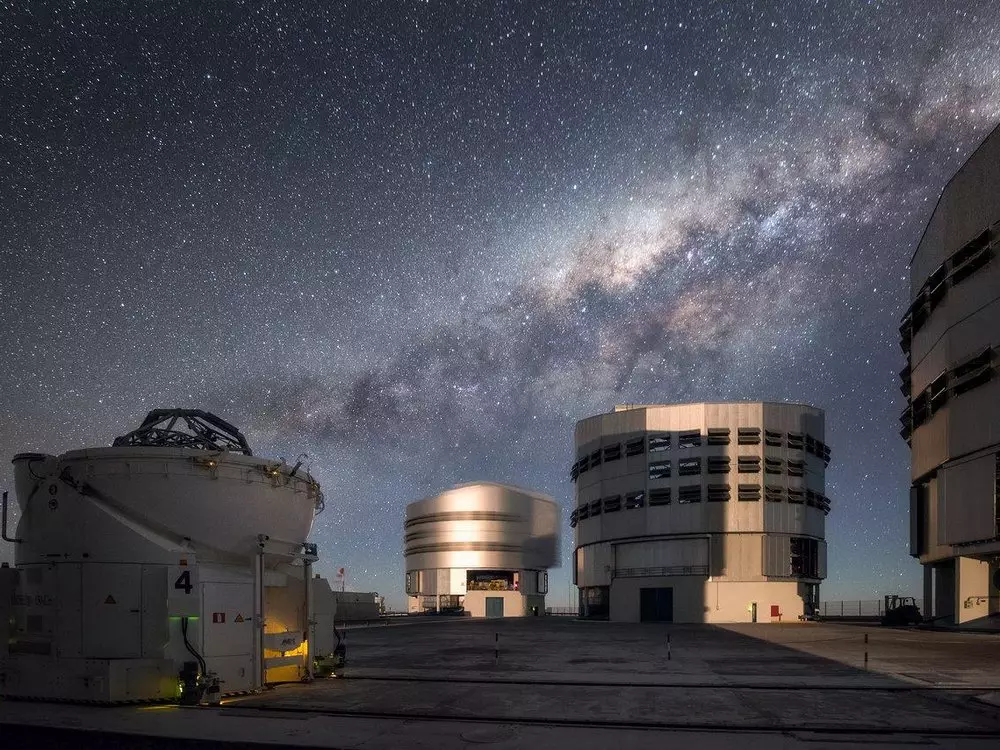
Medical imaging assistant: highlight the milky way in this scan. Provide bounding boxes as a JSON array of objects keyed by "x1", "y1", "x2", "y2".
[{"x1": 2, "y1": 1, "x2": 999, "y2": 605}]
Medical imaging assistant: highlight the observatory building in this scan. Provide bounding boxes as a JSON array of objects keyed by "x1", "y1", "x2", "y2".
[
  {"x1": 403, "y1": 482, "x2": 559, "y2": 618},
  {"x1": 572, "y1": 402, "x2": 831, "y2": 623},
  {"x1": 901, "y1": 123, "x2": 1000, "y2": 625},
  {"x1": 0, "y1": 409, "x2": 342, "y2": 703}
]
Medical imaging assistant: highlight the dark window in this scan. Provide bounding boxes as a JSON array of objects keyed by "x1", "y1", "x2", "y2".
[
  {"x1": 603, "y1": 443, "x2": 622, "y2": 462},
  {"x1": 707, "y1": 483, "x2": 730, "y2": 502},
  {"x1": 738, "y1": 456, "x2": 761, "y2": 473},
  {"x1": 649, "y1": 460, "x2": 672, "y2": 480},
  {"x1": 764, "y1": 430, "x2": 783, "y2": 447},
  {"x1": 602, "y1": 495, "x2": 622, "y2": 513},
  {"x1": 707, "y1": 428, "x2": 730, "y2": 445},
  {"x1": 790, "y1": 537, "x2": 819, "y2": 578},
  {"x1": 821, "y1": 443, "x2": 831, "y2": 464},
  {"x1": 952, "y1": 347, "x2": 994, "y2": 396},
  {"x1": 577, "y1": 503, "x2": 590, "y2": 520},
  {"x1": 764, "y1": 458, "x2": 783, "y2": 475},
  {"x1": 649, "y1": 433, "x2": 672, "y2": 452},
  {"x1": 805, "y1": 490, "x2": 821, "y2": 508},
  {"x1": 589, "y1": 499, "x2": 602, "y2": 516},
  {"x1": 765, "y1": 485, "x2": 784, "y2": 502},
  {"x1": 569, "y1": 509, "x2": 579, "y2": 527},
  {"x1": 571, "y1": 461, "x2": 580, "y2": 482},
  {"x1": 590, "y1": 449, "x2": 602, "y2": 468},
  {"x1": 787, "y1": 488, "x2": 805, "y2": 504},
  {"x1": 738, "y1": 427, "x2": 761, "y2": 445},
  {"x1": 578, "y1": 455, "x2": 590, "y2": 473},
  {"x1": 805, "y1": 435, "x2": 817, "y2": 454},
  {"x1": 707, "y1": 456, "x2": 731, "y2": 474},
  {"x1": 738, "y1": 484, "x2": 761, "y2": 501},
  {"x1": 625, "y1": 491, "x2": 645, "y2": 509},
  {"x1": 679, "y1": 430, "x2": 702, "y2": 448},
  {"x1": 787, "y1": 460, "x2": 805, "y2": 477},
  {"x1": 649, "y1": 488, "x2": 671, "y2": 506},
  {"x1": 625, "y1": 437, "x2": 646, "y2": 457},
  {"x1": 678, "y1": 485, "x2": 701, "y2": 504},
  {"x1": 678, "y1": 457, "x2": 701, "y2": 476},
  {"x1": 787, "y1": 432, "x2": 804, "y2": 450}
]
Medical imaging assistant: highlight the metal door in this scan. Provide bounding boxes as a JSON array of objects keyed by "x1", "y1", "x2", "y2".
[
  {"x1": 82, "y1": 563, "x2": 142, "y2": 657},
  {"x1": 639, "y1": 587, "x2": 673, "y2": 622},
  {"x1": 485, "y1": 596, "x2": 504, "y2": 618}
]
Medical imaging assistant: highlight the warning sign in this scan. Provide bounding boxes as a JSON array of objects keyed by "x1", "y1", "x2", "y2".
[
  {"x1": 234, "y1": 614, "x2": 245, "y2": 623},
  {"x1": 212, "y1": 612, "x2": 226, "y2": 624},
  {"x1": 104, "y1": 594, "x2": 117, "y2": 604}
]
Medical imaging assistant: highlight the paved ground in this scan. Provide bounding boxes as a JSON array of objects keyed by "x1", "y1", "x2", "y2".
[{"x1": 3, "y1": 618, "x2": 1000, "y2": 749}]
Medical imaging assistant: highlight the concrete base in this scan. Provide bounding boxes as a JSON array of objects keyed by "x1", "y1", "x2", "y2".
[
  {"x1": 0, "y1": 655, "x2": 177, "y2": 702},
  {"x1": 608, "y1": 576, "x2": 814, "y2": 623}
]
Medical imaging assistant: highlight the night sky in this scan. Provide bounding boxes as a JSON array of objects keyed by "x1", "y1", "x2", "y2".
[{"x1": 2, "y1": 1, "x2": 998, "y2": 608}]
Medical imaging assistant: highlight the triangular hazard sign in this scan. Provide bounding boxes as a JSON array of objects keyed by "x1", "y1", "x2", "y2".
[
  {"x1": 104, "y1": 594, "x2": 116, "y2": 604},
  {"x1": 234, "y1": 614, "x2": 245, "y2": 623}
]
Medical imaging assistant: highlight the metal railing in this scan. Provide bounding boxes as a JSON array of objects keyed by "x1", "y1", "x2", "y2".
[
  {"x1": 614, "y1": 565, "x2": 709, "y2": 578},
  {"x1": 819, "y1": 599, "x2": 923, "y2": 618}
]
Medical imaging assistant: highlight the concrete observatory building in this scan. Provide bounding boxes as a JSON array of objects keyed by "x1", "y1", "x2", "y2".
[
  {"x1": 404, "y1": 482, "x2": 559, "y2": 617},
  {"x1": 901, "y1": 123, "x2": 1000, "y2": 625},
  {"x1": 572, "y1": 402, "x2": 831, "y2": 623},
  {"x1": 0, "y1": 409, "x2": 342, "y2": 703}
]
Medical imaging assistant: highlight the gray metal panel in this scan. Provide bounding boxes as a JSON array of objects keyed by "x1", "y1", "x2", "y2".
[
  {"x1": 939, "y1": 453, "x2": 997, "y2": 545},
  {"x1": 140, "y1": 565, "x2": 168, "y2": 658},
  {"x1": 761, "y1": 535, "x2": 790, "y2": 577},
  {"x1": 81, "y1": 563, "x2": 142, "y2": 658}
]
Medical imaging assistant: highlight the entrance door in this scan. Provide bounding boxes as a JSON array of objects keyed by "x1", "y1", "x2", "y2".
[
  {"x1": 639, "y1": 587, "x2": 673, "y2": 622},
  {"x1": 485, "y1": 597, "x2": 504, "y2": 618}
]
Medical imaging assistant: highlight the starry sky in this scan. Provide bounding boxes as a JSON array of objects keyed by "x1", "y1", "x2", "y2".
[{"x1": 2, "y1": 1, "x2": 999, "y2": 608}]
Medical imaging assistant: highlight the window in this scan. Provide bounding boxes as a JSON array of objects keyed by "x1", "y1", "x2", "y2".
[
  {"x1": 790, "y1": 537, "x2": 819, "y2": 578},
  {"x1": 787, "y1": 460, "x2": 805, "y2": 477},
  {"x1": 678, "y1": 457, "x2": 701, "y2": 476},
  {"x1": 625, "y1": 491, "x2": 645, "y2": 509},
  {"x1": 578, "y1": 455, "x2": 590, "y2": 473},
  {"x1": 787, "y1": 488, "x2": 805, "y2": 504},
  {"x1": 764, "y1": 430, "x2": 783, "y2": 447},
  {"x1": 537, "y1": 571, "x2": 548, "y2": 594},
  {"x1": 707, "y1": 456, "x2": 730, "y2": 474},
  {"x1": 952, "y1": 347, "x2": 994, "y2": 395},
  {"x1": 707, "y1": 428, "x2": 730, "y2": 445},
  {"x1": 787, "y1": 432, "x2": 804, "y2": 450},
  {"x1": 405, "y1": 572, "x2": 418, "y2": 595},
  {"x1": 765, "y1": 485, "x2": 784, "y2": 502},
  {"x1": 738, "y1": 456, "x2": 761, "y2": 473},
  {"x1": 738, "y1": 427, "x2": 761, "y2": 445},
  {"x1": 577, "y1": 503, "x2": 590, "y2": 520},
  {"x1": 678, "y1": 485, "x2": 701, "y2": 504},
  {"x1": 603, "y1": 443, "x2": 622, "y2": 462},
  {"x1": 570, "y1": 461, "x2": 580, "y2": 481},
  {"x1": 602, "y1": 495, "x2": 622, "y2": 513},
  {"x1": 625, "y1": 437, "x2": 646, "y2": 456},
  {"x1": 590, "y1": 449, "x2": 602, "y2": 468},
  {"x1": 649, "y1": 460, "x2": 672, "y2": 480},
  {"x1": 805, "y1": 435, "x2": 817, "y2": 454},
  {"x1": 707, "y1": 483, "x2": 730, "y2": 502},
  {"x1": 679, "y1": 430, "x2": 702, "y2": 448},
  {"x1": 649, "y1": 433, "x2": 672, "y2": 452},
  {"x1": 764, "y1": 458, "x2": 783, "y2": 474},
  {"x1": 649, "y1": 488, "x2": 671, "y2": 506},
  {"x1": 805, "y1": 490, "x2": 821, "y2": 508},
  {"x1": 738, "y1": 484, "x2": 761, "y2": 502},
  {"x1": 569, "y1": 509, "x2": 579, "y2": 527},
  {"x1": 589, "y1": 499, "x2": 602, "y2": 516}
]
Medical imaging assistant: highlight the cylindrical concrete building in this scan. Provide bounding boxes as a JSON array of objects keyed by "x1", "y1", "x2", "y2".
[
  {"x1": 404, "y1": 482, "x2": 559, "y2": 618},
  {"x1": 901, "y1": 123, "x2": 1000, "y2": 625},
  {"x1": 572, "y1": 402, "x2": 830, "y2": 623}
]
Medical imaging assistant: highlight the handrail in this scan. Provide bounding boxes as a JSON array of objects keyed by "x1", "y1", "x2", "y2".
[{"x1": 2, "y1": 490, "x2": 23, "y2": 543}]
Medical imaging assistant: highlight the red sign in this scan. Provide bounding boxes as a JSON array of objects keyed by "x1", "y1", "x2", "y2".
[{"x1": 212, "y1": 612, "x2": 226, "y2": 623}]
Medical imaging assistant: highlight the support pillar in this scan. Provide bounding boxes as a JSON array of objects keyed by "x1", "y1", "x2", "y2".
[{"x1": 922, "y1": 564, "x2": 933, "y2": 620}]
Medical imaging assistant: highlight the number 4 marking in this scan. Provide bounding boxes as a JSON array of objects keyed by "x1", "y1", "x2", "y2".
[{"x1": 174, "y1": 570, "x2": 193, "y2": 595}]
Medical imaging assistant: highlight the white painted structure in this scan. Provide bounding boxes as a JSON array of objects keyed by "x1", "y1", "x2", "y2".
[
  {"x1": 573, "y1": 403, "x2": 830, "y2": 623},
  {"x1": 901, "y1": 123, "x2": 1000, "y2": 625},
  {"x1": 0, "y1": 420, "x2": 341, "y2": 703},
  {"x1": 404, "y1": 482, "x2": 559, "y2": 618}
]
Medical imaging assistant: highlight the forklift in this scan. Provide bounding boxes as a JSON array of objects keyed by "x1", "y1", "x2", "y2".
[{"x1": 881, "y1": 594, "x2": 922, "y2": 626}]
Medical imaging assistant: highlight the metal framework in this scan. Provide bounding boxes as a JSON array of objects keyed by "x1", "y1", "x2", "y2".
[{"x1": 112, "y1": 409, "x2": 253, "y2": 455}]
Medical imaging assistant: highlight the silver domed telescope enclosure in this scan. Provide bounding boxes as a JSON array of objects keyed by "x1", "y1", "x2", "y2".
[
  {"x1": 0, "y1": 409, "x2": 341, "y2": 703},
  {"x1": 404, "y1": 482, "x2": 559, "y2": 618}
]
